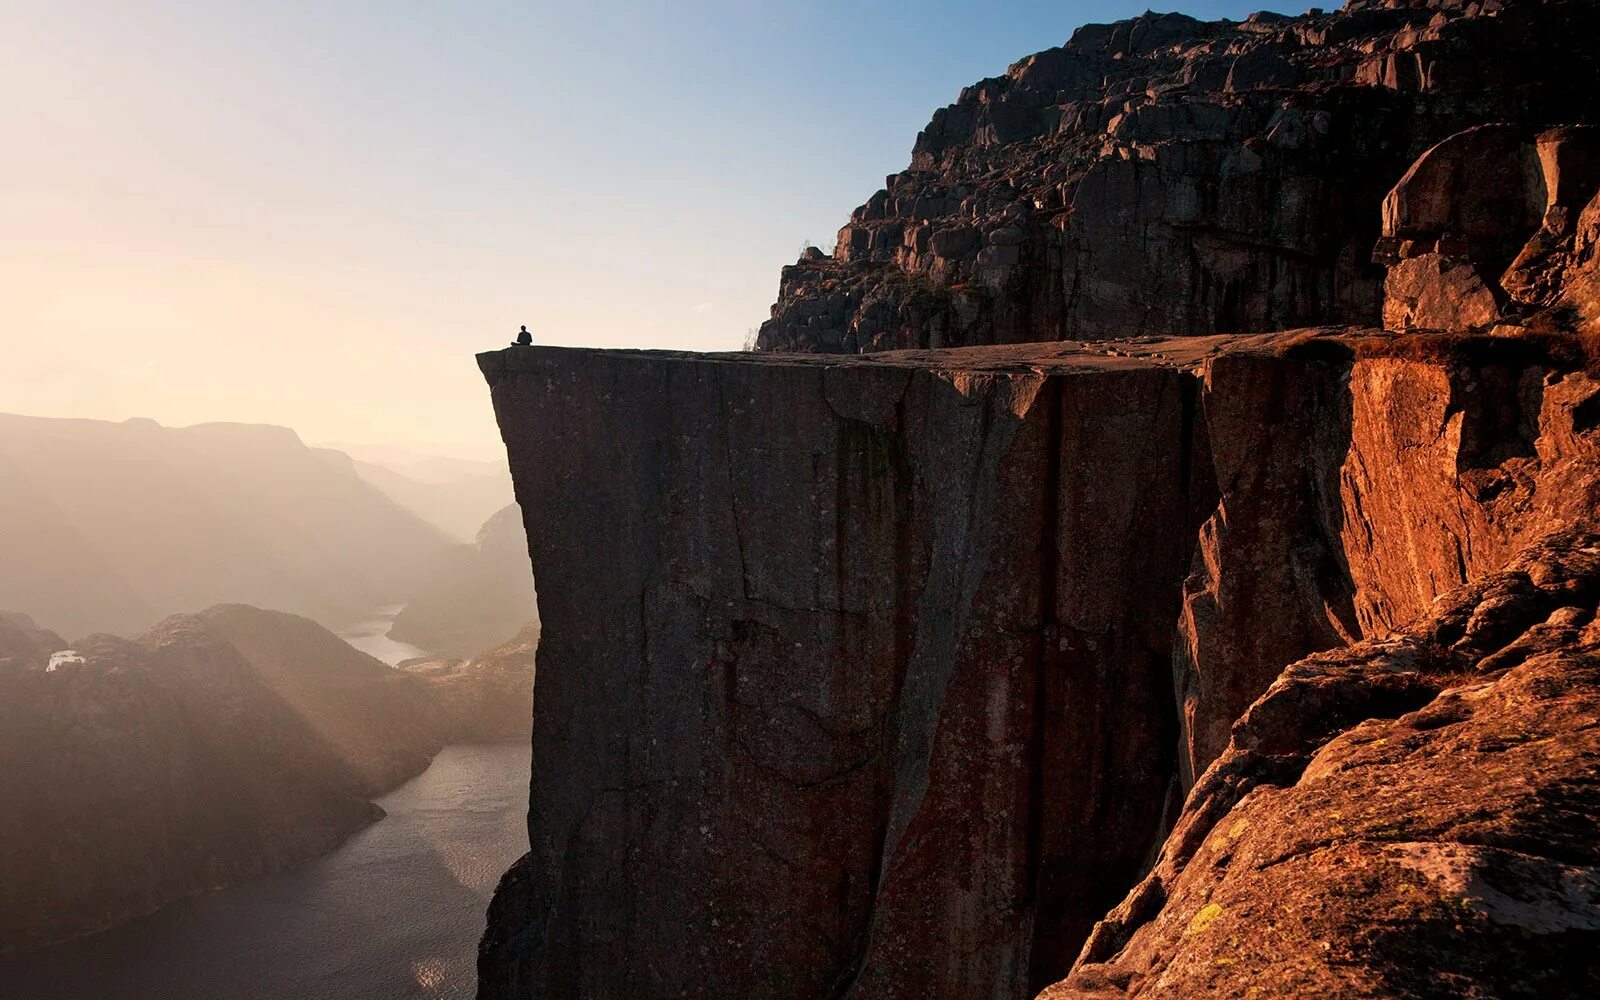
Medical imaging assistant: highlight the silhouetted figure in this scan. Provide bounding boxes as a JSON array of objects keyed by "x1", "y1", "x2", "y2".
[{"x1": 512, "y1": 325, "x2": 533, "y2": 347}]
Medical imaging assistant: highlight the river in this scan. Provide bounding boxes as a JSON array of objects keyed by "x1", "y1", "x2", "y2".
[
  {"x1": 336, "y1": 603, "x2": 429, "y2": 666},
  {"x1": 0, "y1": 742, "x2": 531, "y2": 1000}
]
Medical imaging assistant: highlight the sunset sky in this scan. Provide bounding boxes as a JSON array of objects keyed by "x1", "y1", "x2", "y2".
[{"x1": 4, "y1": 0, "x2": 1269, "y2": 460}]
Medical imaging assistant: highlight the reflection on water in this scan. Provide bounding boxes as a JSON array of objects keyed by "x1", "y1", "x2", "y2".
[
  {"x1": 337, "y1": 604, "x2": 429, "y2": 666},
  {"x1": 0, "y1": 743, "x2": 530, "y2": 1000}
]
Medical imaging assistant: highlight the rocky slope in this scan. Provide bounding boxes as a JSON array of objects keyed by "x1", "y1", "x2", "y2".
[
  {"x1": 0, "y1": 605, "x2": 448, "y2": 954},
  {"x1": 1043, "y1": 529, "x2": 1600, "y2": 998},
  {"x1": 0, "y1": 612, "x2": 65, "y2": 673},
  {"x1": 400, "y1": 623, "x2": 539, "y2": 742},
  {"x1": 756, "y1": 0, "x2": 1600, "y2": 353},
  {"x1": 391, "y1": 504, "x2": 539, "y2": 658},
  {"x1": 0, "y1": 415, "x2": 452, "y2": 638}
]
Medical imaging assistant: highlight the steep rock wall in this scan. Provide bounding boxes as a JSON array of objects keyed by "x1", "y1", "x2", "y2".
[
  {"x1": 1176, "y1": 342, "x2": 1600, "y2": 779},
  {"x1": 478, "y1": 345, "x2": 1208, "y2": 998},
  {"x1": 477, "y1": 334, "x2": 1599, "y2": 998}
]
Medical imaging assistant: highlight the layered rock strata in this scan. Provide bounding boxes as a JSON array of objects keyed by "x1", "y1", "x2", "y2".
[
  {"x1": 477, "y1": 330, "x2": 1600, "y2": 998},
  {"x1": 755, "y1": 0, "x2": 1600, "y2": 353}
]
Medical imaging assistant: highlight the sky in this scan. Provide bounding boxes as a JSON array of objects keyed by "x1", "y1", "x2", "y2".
[{"x1": 2, "y1": 0, "x2": 1277, "y2": 461}]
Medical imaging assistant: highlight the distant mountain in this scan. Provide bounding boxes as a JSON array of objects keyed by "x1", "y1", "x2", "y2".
[
  {"x1": 0, "y1": 414, "x2": 453, "y2": 638},
  {"x1": 0, "y1": 612, "x2": 65, "y2": 674},
  {"x1": 187, "y1": 604, "x2": 445, "y2": 792},
  {"x1": 390, "y1": 505, "x2": 538, "y2": 658},
  {"x1": 0, "y1": 604, "x2": 447, "y2": 955},
  {"x1": 349, "y1": 457, "x2": 513, "y2": 542}
]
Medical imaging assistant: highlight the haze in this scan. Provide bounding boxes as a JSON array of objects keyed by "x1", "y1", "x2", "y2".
[{"x1": 2, "y1": 0, "x2": 1265, "y2": 459}]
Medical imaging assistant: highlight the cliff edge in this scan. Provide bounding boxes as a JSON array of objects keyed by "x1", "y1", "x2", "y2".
[{"x1": 475, "y1": 326, "x2": 1599, "y2": 997}]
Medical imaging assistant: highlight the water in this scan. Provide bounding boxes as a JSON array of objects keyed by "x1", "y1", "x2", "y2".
[
  {"x1": 0, "y1": 743, "x2": 530, "y2": 1000},
  {"x1": 336, "y1": 604, "x2": 429, "y2": 666}
]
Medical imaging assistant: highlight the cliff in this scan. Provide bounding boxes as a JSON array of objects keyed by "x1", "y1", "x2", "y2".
[
  {"x1": 475, "y1": 326, "x2": 1599, "y2": 997},
  {"x1": 0, "y1": 605, "x2": 449, "y2": 954},
  {"x1": 756, "y1": 0, "x2": 1600, "y2": 353},
  {"x1": 476, "y1": 2, "x2": 1600, "y2": 994}
]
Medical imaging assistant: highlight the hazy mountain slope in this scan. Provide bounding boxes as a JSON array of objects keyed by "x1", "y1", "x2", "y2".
[
  {"x1": 0, "y1": 452, "x2": 157, "y2": 637},
  {"x1": 192, "y1": 604, "x2": 445, "y2": 792},
  {"x1": 390, "y1": 504, "x2": 538, "y2": 658},
  {"x1": 0, "y1": 612, "x2": 65, "y2": 673},
  {"x1": 349, "y1": 457, "x2": 513, "y2": 542},
  {"x1": 0, "y1": 605, "x2": 447, "y2": 955},
  {"x1": 0, "y1": 414, "x2": 453, "y2": 637}
]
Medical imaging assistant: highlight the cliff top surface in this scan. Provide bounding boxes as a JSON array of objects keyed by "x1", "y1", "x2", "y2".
[
  {"x1": 480, "y1": 329, "x2": 1359, "y2": 377},
  {"x1": 482, "y1": 326, "x2": 1599, "y2": 380}
]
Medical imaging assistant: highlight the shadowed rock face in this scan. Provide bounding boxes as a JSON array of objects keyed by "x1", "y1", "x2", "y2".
[
  {"x1": 475, "y1": 331, "x2": 1600, "y2": 999},
  {"x1": 1378, "y1": 123, "x2": 1600, "y2": 334},
  {"x1": 478, "y1": 345, "x2": 1208, "y2": 999},
  {"x1": 755, "y1": 0, "x2": 1600, "y2": 354}
]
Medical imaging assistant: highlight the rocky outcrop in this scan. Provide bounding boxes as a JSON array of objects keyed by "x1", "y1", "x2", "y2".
[
  {"x1": 402, "y1": 622, "x2": 538, "y2": 742},
  {"x1": 0, "y1": 605, "x2": 449, "y2": 954},
  {"x1": 1045, "y1": 529, "x2": 1600, "y2": 998},
  {"x1": 392, "y1": 504, "x2": 540, "y2": 658},
  {"x1": 476, "y1": 7, "x2": 1600, "y2": 996},
  {"x1": 1378, "y1": 122, "x2": 1600, "y2": 334},
  {"x1": 475, "y1": 328, "x2": 1600, "y2": 998},
  {"x1": 755, "y1": 0, "x2": 1600, "y2": 353}
]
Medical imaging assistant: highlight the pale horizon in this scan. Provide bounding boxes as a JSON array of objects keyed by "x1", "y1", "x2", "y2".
[{"x1": 3, "y1": 0, "x2": 1269, "y2": 461}]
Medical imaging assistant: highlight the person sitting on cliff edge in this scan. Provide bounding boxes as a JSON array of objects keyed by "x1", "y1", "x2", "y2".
[{"x1": 512, "y1": 324, "x2": 533, "y2": 347}]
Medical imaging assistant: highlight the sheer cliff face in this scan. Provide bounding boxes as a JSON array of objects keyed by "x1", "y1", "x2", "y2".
[
  {"x1": 755, "y1": 0, "x2": 1600, "y2": 354},
  {"x1": 476, "y1": 333, "x2": 1600, "y2": 999},
  {"x1": 479, "y1": 346, "x2": 1207, "y2": 998},
  {"x1": 1176, "y1": 343, "x2": 1600, "y2": 780}
]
